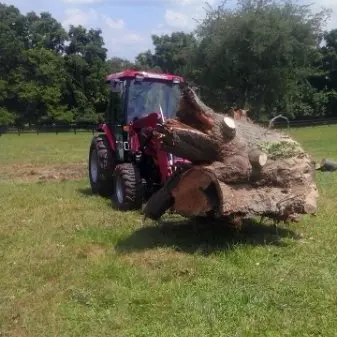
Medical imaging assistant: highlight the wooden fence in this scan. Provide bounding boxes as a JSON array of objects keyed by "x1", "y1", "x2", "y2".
[{"x1": 1, "y1": 117, "x2": 337, "y2": 135}]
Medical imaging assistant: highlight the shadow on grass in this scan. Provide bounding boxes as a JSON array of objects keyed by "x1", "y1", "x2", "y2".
[
  {"x1": 116, "y1": 218, "x2": 300, "y2": 255},
  {"x1": 77, "y1": 187, "x2": 121, "y2": 210}
]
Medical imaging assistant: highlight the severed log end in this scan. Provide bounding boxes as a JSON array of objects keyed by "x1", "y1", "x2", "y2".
[
  {"x1": 249, "y1": 149, "x2": 268, "y2": 169},
  {"x1": 172, "y1": 189, "x2": 212, "y2": 217},
  {"x1": 211, "y1": 115, "x2": 236, "y2": 142},
  {"x1": 171, "y1": 169, "x2": 217, "y2": 217},
  {"x1": 221, "y1": 116, "x2": 236, "y2": 140}
]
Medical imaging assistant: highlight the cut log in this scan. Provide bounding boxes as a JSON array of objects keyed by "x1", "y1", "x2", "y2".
[
  {"x1": 142, "y1": 171, "x2": 182, "y2": 220},
  {"x1": 166, "y1": 164, "x2": 318, "y2": 219},
  {"x1": 143, "y1": 85, "x2": 318, "y2": 223},
  {"x1": 218, "y1": 116, "x2": 236, "y2": 140},
  {"x1": 249, "y1": 149, "x2": 268, "y2": 169},
  {"x1": 157, "y1": 121, "x2": 219, "y2": 163}
]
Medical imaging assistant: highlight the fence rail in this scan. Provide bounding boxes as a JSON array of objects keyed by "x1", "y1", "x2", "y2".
[
  {"x1": 0, "y1": 124, "x2": 96, "y2": 135},
  {"x1": 260, "y1": 117, "x2": 337, "y2": 128},
  {"x1": 1, "y1": 118, "x2": 337, "y2": 135}
]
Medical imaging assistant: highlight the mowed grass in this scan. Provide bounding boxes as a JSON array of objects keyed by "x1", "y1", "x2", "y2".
[
  {"x1": 0, "y1": 126, "x2": 336, "y2": 336},
  {"x1": 288, "y1": 125, "x2": 337, "y2": 161},
  {"x1": 0, "y1": 132, "x2": 93, "y2": 165}
]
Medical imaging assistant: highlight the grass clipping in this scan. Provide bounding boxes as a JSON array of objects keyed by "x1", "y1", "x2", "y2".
[{"x1": 259, "y1": 140, "x2": 303, "y2": 159}]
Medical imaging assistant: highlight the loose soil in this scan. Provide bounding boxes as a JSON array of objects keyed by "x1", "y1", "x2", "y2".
[{"x1": 0, "y1": 163, "x2": 86, "y2": 183}]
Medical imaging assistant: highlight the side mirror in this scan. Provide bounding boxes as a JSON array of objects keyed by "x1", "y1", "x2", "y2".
[{"x1": 111, "y1": 80, "x2": 122, "y2": 93}]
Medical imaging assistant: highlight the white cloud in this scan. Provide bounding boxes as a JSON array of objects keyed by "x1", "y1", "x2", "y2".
[
  {"x1": 61, "y1": 7, "x2": 147, "y2": 59},
  {"x1": 150, "y1": 23, "x2": 172, "y2": 37},
  {"x1": 120, "y1": 33, "x2": 144, "y2": 43},
  {"x1": 158, "y1": 0, "x2": 221, "y2": 34},
  {"x1": 103, "y1": 16, "x2": 125, "y2": 29},
  {"x1": 62, "y1": 8, "x2": 98, "y2": 27},
  {"x1": 165, "y1": 9, "x2": 189, "y2": 28},
  {"x1": 106, "y1": 31, "x2": 145, "y2": 47}
]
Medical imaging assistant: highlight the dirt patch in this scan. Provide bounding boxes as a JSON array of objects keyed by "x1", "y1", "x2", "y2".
[
  {"x1": 119, "y1": 248, "x2": 186, "y2": 269},
  {"x1": 0, "y1": 163, "x2": 86, "y2": 183},
  {"x1": 76, "y1": 244, "x2": 106, "y2": 263},
  {"x1": 119, "y1": 249, "x2": 197, "y2": 281}
]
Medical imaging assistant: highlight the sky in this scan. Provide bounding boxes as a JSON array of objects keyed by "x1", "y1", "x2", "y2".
[{"x1": 2, "y1": 0, "x2": 337, "y2": 61}]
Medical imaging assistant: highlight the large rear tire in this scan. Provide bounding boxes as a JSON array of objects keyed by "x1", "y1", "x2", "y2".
[
  {"x1": 89, "y1": 135, "x2": 115, "y2": 196},
  {"x1": 113, "y1": 163, "x2": 143, "y2": 211}
]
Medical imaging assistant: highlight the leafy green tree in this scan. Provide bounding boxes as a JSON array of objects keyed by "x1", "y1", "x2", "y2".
[
  {"x1": 106, "y1": 57, "x2": 136, "y2": 73},
  {"x1": 135, "y1": 32, "x2": 197, "y2": 75},
  {"x1": 64, "y1": 25, "x2": 108, "y2": 124},
  {"x1": 0, "y1": 4, "x2": 71, "y2": 125},
  {"x1": 0, "y1": 4, "x2": 26, "y2": 124},
  {"x1": 25, "y1": 11, "x2": 68, "y2": 53},
  {"x1": 17, "y1": 48, "x2": 69, "y2": 125},
  {"x1": 0, "y1": 107, "x2": 15, "y2": 126},
  {"x1": 317, "y1": 29, "x2": 337, "y2": 117},
  {"x1": 135, "y1": 50, "x2": 156, "y2": 70},
  {"x1": 151, "y1": 32, "x2": 197, "y2": 75},
  {"x1": 2, "y1": 1, "x2": 337, "y2": 127},
  {"x1": 193, "y1": 0, "x2": 330, "y2": 117},
  {"x1": 0, "y1": 4, "x2": 26, "y2": 74}
]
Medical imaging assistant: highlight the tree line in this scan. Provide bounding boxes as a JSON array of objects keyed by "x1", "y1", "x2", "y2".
[{"x1": 1, "y1": 0, "x2": 337, "y2": 126}]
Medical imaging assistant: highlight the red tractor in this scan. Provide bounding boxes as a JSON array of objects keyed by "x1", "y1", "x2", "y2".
[{"x1": 88, "y1": 69, "x2": 189, "y2": 210}]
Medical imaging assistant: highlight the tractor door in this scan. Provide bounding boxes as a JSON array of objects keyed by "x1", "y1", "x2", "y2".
[{"x1": 106, "y1": 79, "x2": 127, "y2": 162}]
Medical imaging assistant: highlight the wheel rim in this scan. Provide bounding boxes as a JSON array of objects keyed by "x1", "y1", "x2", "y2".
[
  {"x1": 115, "y1": 175, "x2": 124, "y2": 204},
  {"x1": 90, "y1": 149, "x2": 98, "y2": 183}
]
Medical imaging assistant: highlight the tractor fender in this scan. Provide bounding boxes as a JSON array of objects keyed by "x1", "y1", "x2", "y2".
[{"x1": 100, "y1": 124, "x2": 117, "y2": 152}]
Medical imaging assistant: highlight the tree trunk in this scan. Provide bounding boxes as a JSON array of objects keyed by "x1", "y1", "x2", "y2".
[{"x1": 143, "y1": 85, "x2": 318, "y2": 224}]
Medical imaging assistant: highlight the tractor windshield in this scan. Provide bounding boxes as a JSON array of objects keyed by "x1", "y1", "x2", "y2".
[{"x1": 126, "y1": 78, "x2": 180, "y2": 123}]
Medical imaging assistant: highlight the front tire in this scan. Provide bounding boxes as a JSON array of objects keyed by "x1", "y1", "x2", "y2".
[
  {"x1": 89, "y1": 135, "x2": 115, "y2": 196},
  {"x1": 113, "y1": 163, "x2": 143, "y2": 211}
]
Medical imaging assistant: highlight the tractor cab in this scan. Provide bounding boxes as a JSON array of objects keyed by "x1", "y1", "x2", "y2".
[
  {"x1": 103, "y1": 70, "x2": 183, "y2": 161},
  {"x1": 105, "y1": 70, "x2": 182, "y2": 124},
  {"x1": 89, "y1": 69, "x2": 187, "y2": 211}
]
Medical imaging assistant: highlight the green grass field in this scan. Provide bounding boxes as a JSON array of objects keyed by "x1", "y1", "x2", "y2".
[
  {"x1": 0, "y1": 132, "x2": 93, "y2": 165},
  {"x1": 0, "y1": 127, "x2": 336, "y2": 336}
]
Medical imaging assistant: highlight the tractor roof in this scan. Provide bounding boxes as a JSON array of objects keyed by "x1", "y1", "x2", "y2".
[{"x1": 106, "y1": 69, "x2": 184, "y2": 83}]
